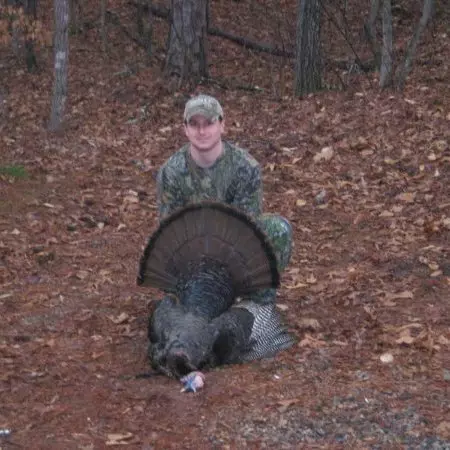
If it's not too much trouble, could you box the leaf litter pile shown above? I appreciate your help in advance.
[0,0,449,448]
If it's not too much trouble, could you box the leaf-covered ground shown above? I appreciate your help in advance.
[0,0,449,448]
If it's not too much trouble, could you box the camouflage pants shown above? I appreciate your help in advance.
[244,213,293,305]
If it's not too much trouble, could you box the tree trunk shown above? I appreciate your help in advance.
[137,0,154,61]
[49,0,70,132]
[69,0,82,34]
[294,0,322,97]
[164,0,208,87]
[7,0,39,71]
[24,39,38,72]
[25,0,39,72]
[379,0,393,88]
[364,0,381,67]
[101,0,107,53]
[395,0,434,90]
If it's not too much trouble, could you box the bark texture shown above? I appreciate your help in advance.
[294,0,322,96]
[49,0,69,131]
[164,0,208,86]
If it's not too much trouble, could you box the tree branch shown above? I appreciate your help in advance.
[319,0,374,75]
[125,1,376,73]
[128,1,294,58]
[208,26,294,57]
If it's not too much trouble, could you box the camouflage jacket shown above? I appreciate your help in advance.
[156,141,262,221]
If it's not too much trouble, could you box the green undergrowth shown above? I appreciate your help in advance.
[0,165,28,179]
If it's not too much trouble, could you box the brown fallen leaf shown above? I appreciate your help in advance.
[436,421,450,439]
[396,323,423,332]
[437,335,450,345]
[430,270,443,277]
[123,195,139,204]
[76,270,90,280]
[396,192,416,203]
[108,312,130,324]
[285,281,307,290]
[276,304,289,311]
[297,318,321,331]
[276,398,302,413]
[106,432,135,446]
[118,324,137,337]
[396,331,416,345]
[433,140,448,152]
[332,340,349,346]
[380,352,394,363]
[385,290,414,301]
[395,324,427,345]
[91,351,105,360]
[308,282,327,293]
[298,333,326,348]
[313,146,334,163]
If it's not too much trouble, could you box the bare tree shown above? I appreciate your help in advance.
[365,0,435,90]
[5,0,39,71]
[69,0,83,34]
[49,0,69,132]
[164,0,208,88]
[101,0,107,53]
[294,0,322,96]
[23,0,38,71]
[364,0,381,67]
[379,0,393,88]
[395,0,434,90]
[136,0,154,62]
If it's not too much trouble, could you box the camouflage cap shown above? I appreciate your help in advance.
[184,95,224,123]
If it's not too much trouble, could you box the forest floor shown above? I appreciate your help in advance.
[0,0,449,448]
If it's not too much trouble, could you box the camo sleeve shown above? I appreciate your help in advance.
[156,165,185,221]
[231,164,263,218]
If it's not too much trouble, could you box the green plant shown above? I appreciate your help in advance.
[0,164,28,179]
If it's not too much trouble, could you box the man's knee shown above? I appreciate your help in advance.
[258,214,293,272]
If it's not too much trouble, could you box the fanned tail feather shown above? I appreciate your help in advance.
[137,201,280,297]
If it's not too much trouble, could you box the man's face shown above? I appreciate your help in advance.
[184,114,224,152]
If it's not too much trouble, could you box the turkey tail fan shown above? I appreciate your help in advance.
[137,201,280,295]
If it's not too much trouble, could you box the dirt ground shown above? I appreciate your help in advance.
[1,0,449,448]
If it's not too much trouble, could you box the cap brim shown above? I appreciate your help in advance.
[185,107,221,122]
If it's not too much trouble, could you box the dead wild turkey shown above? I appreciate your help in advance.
[137,201,294,378]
